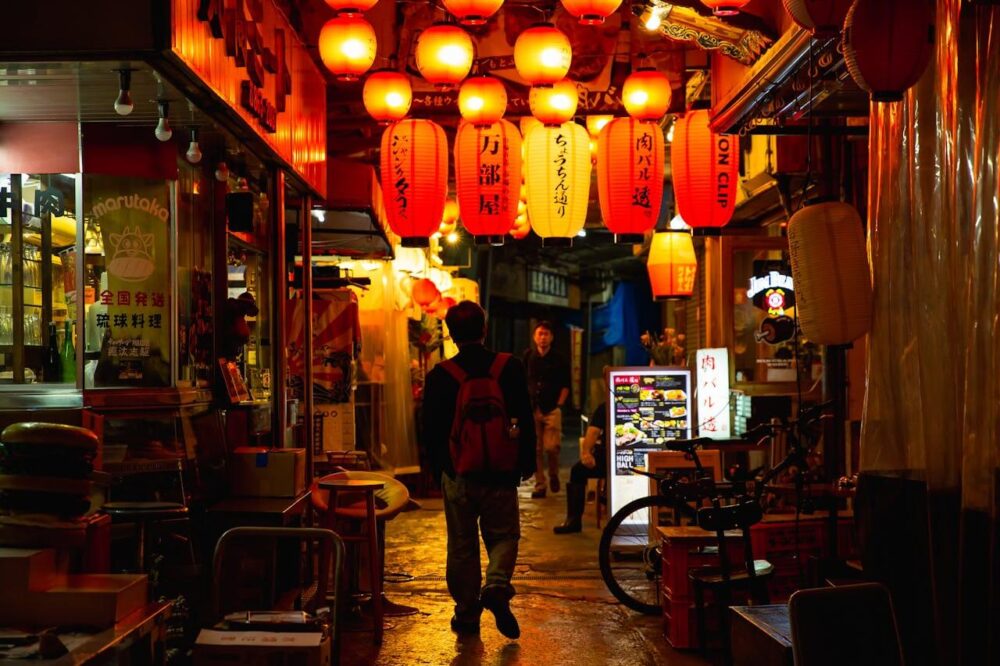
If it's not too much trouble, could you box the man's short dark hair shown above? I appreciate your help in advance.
[446,301,487,344]
[534,320,555,335]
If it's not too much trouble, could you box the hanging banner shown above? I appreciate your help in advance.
[696,348,731,439]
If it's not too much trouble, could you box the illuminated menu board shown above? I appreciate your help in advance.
[606,367,692,517]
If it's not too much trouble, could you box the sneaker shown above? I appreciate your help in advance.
[549,475,560,493]
[530,489,546,499]
[450,616,480,635]
[481,587,520,640]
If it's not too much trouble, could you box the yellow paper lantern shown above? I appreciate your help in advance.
[647,230,697,300]
[415,23,474,89]
[622,68,672,121]
[597,118,664,243]
[514,24,572,86]
[529,79,579,126]
[787,201,872,345]
[458,76,508,126]
[524,122,591,246]
[318,16,377,82]
[363,70,412,123]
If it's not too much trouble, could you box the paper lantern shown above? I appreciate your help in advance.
[585,115,613,138]
[787,202,872,345]
[514,24,572,86]
[319,16,377,81]
[458,77,508,126]
[671,110,739,233]
[434,296,458,318]
[843,0,934,102]
[560,0,622,24]
[415,23,474,89]
[597,118,664,243]
[454,120,523,245]
[442,0,503,25]
[782,0,853,35]
[511,215,531,239]
[529,79,579,126]
[700,0,751,15]
[439,198,460,235]
[647,231,697,300]
[524,122,591,246]
[411,278,440,306]
[324,0,378,16]
[380,119,448,247]
[622,68,672,121]
[363,70,412,123]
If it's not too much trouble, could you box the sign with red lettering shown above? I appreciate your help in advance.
[696,348,731,439]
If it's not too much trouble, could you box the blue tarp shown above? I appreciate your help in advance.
[590,281,660,366]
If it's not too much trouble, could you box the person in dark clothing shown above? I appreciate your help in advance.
[523,321,571,498]
[554,402,608,534]
[422,301,536,640]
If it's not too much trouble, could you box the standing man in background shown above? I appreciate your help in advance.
[523,321,570,499]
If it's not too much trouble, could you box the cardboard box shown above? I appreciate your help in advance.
[229,448,306,498]
[194,629,331,666]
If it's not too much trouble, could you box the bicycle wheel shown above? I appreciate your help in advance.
[598,494,675,615]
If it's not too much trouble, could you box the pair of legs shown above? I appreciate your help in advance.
[533,407,562,495]
[553,458,607,533]
[441,473,520,628]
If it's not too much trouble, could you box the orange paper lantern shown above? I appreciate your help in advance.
[454,120,523,245]
[435,296,458,318]
[514,24,572,86]
[523,122,591,246]
[380,120,449,247]
[529,79,579,126]
[318,16,377,82]
[622,68,672,121]
[843,0,934,102]
[411,278,440,307]
[647,231,697,300]
[323,0,378,16]
[700,0,751,16]
[560,0,622,24]
[442,0,503,25]
[671,110,738,233]
[597,118,664,243]
[458,77,508,126]
[363,70,412,123]
[782,0,853,36]
[415,23,474,89]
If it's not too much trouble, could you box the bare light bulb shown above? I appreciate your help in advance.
[114,70,134,116]
[154,101,172,141]
[185,129,202,163]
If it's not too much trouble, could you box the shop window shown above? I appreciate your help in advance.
[226,244,272,401]
[176,164,213,388]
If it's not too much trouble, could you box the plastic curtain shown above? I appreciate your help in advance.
[862,1,1000,663]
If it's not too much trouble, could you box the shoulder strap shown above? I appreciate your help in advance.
[489,353,511,380]
[440,360,467,384]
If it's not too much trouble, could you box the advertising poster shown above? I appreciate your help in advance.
[696,348,731,439]
[607,367,692,518]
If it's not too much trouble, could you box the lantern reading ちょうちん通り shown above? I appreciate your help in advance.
[529,79,579,126]
[647,230,697,300]
[787,201,872,345]
[523,122,591,246]
[454,120,522,245]
[597,118,664,243]
[458,77,508,126]
[318,15,377,81]
[411,278,440,307]
[380,119,449,247]
[415,23,475,89]
[622,68,672,121]
[560,0,622,25]
[323,0,378,16]
[442,0,504,25]
[782,0,853,36]
[671,109,738,234]
[514,24,573,87]
[363,70,412,123]
[699,0,751,16]
[842,0,935,102]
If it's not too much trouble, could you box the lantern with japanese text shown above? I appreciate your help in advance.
[699,0,751,16]
[363,70,412,123]
[622,68,672,121]
[380,119,448,247]
[319,16,377,81]
[787,202,872,344]
[843,0,934,102]
[454,120,523,245]
[782,0,853,36]
[324,0,378,16]
[442,0,503,25]
[458,77,508,126]
[597,118,664,243]
[529,79,579,126]
[415,23,475,89]
[514,24,572,86]
[411,278,440,307]
[560,0,622,24]
[524,122,591,246]
[671,110,738,234]
[647,231,697,300]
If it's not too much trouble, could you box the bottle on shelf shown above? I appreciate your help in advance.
[44,322,61,382]
[61,319,75,384]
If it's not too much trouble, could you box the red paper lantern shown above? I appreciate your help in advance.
[411,278,440,307]
[514,24,572,86]
[647,231,697,300]
[324,0,378,16]
[843,0,935,102]
[528,79,579,126]
[363,70,412,123]
[318,16,377,82]
[380,119,448,247]
[560,0,622,25]
[622,67,672,121]
[435,296,458,318]
[442,0,503,25]
[671,110,739,233]
[415,23,475,89]
[458,77,508,126]
[700,0,751,16]
[454,120,523,245]
[597,118,664,243]
[782,0,853,36]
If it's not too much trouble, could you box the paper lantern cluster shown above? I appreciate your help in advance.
[380,119,448,247]
[782,0,854,35]
[523,122,591,246]
[454,120,523,245]
[647,231,697,300]
[597,118,664,243]
[787,202,872,344]
[671,110,739,233]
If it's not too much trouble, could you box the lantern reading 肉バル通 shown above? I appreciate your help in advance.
[458,76,508,126]
[415,23,475,89]
[647,230,697,300]
[671,109,739,234]
[380,119,448,247]
[529,79,579,126]
[454,120,523,245]
[597,118,664,243]
[362,70,412,123]
[523,122,591,246]
[319,16,377,82]
[514,24,572,86]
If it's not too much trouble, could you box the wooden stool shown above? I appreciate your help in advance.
[318,478,384,644]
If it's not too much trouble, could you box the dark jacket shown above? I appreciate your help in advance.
[423,343,537,486]
[522,347,571,414]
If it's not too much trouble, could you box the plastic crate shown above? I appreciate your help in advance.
[660,528,743,603]
[750,518,824,556]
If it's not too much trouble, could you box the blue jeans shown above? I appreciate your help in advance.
[441,473,520,623]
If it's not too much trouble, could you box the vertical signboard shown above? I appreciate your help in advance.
[696,348,731,439]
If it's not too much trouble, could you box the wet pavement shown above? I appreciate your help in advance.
[339,466,709,666]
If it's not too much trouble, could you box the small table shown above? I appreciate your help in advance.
[318,478,384,645]
[730,604,793,666]
[208,492,313,527]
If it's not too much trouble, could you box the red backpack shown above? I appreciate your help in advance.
[440,353,518,474]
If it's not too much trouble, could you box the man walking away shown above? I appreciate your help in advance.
[423,301,536,640]
[523,321,570,499]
